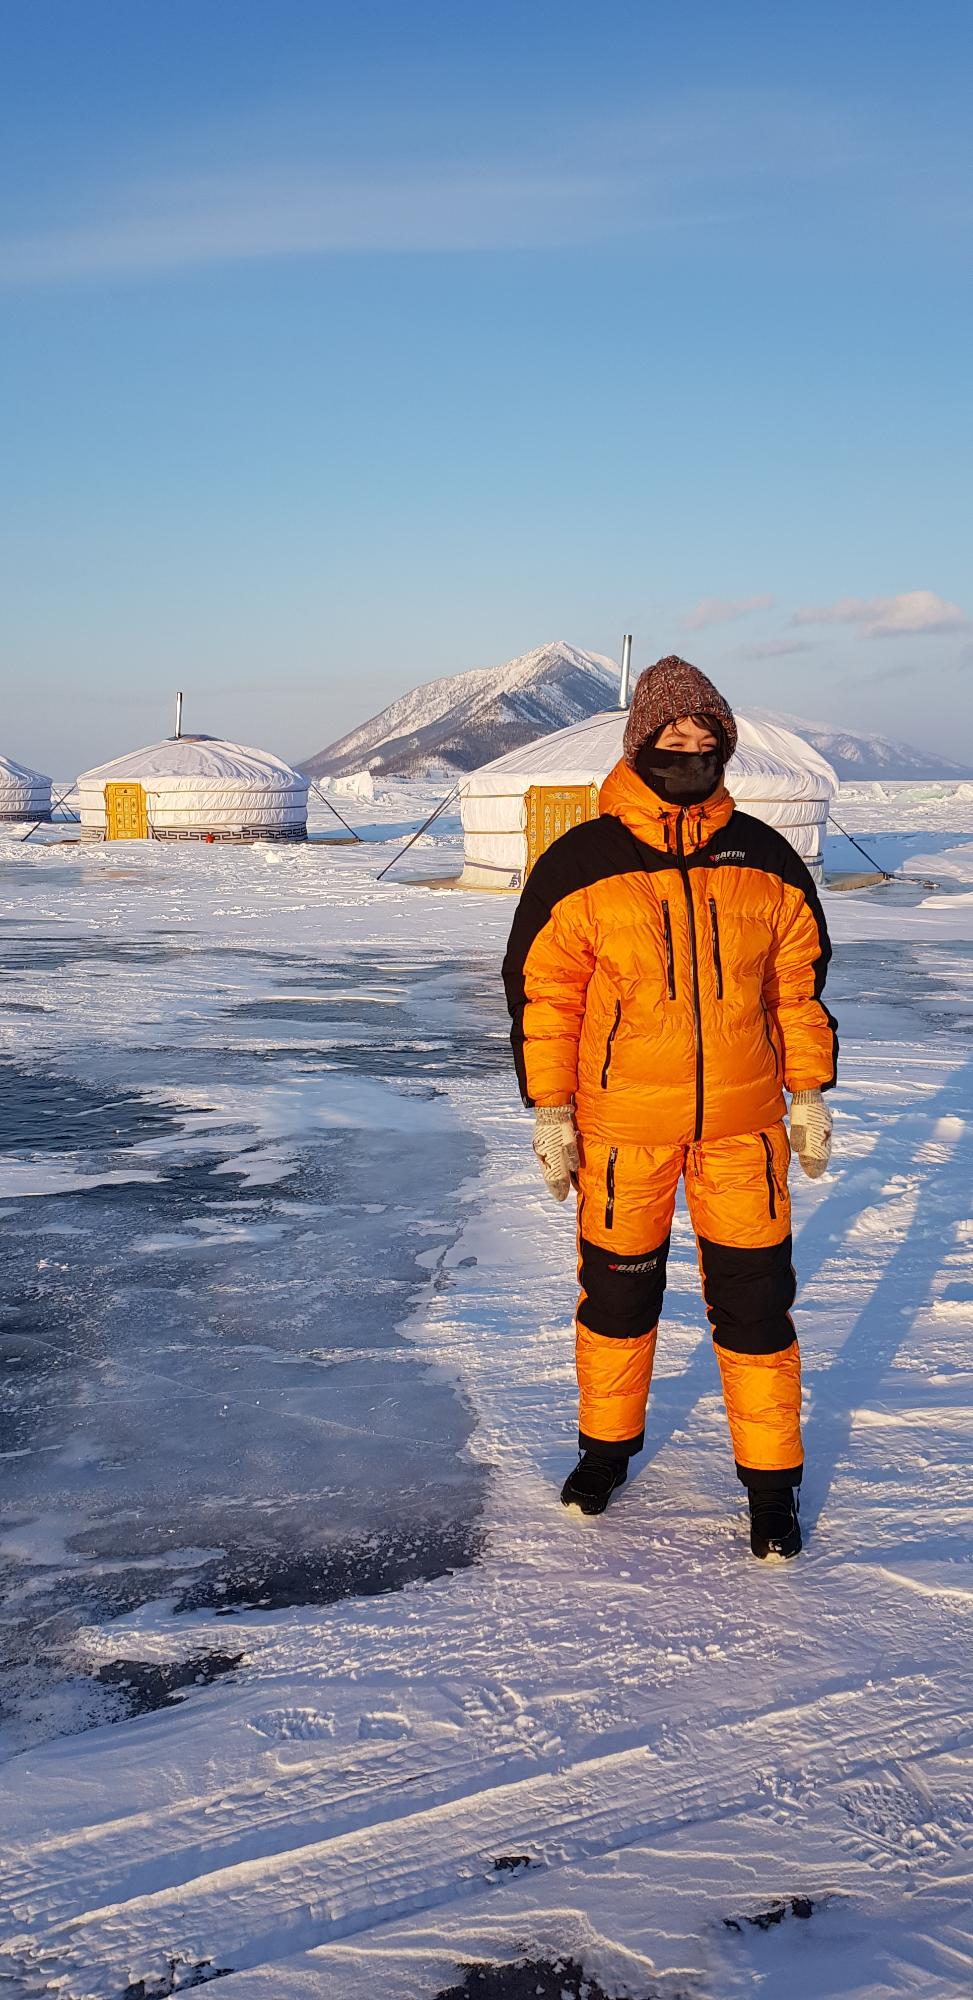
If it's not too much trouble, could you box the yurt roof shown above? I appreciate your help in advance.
[79,736,306,791]
[465,710,837,800]
[0,752,52,785]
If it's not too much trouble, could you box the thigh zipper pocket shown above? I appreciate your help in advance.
[605,1146,617,1229]
[759,1131,777,1219]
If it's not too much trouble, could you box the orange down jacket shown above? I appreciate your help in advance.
[503,759,837,1145]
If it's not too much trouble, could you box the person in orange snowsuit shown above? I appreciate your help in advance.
[502,657,837,1557]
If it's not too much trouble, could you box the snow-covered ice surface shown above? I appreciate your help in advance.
[1,783,971,2000]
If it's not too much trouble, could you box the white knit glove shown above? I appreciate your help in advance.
[790,1089,833,1180]
[532,1104,580,1202]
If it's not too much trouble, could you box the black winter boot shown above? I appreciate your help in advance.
[748,1485,801,1559]
[560,1452,628,1515]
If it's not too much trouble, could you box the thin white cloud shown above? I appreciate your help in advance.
[791,589,969,639]
[6,77,964,294]
[0,85,876,289]
[683,594,774,631]
[0,166,642,286]
[732,638,816,659]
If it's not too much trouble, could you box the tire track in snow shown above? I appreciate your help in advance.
[6,1663,953,1927]
[0,1660,932,1925]
[4,1671,969,1998]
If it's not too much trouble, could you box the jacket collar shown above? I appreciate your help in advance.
[598,757,735,855]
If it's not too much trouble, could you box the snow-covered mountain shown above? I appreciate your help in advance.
[302,641,619,780]
[748,708,973,781]
[302,642,971,782]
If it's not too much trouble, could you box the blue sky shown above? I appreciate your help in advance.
[2,0,971,772]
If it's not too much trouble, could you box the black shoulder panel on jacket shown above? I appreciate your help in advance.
[691,808,807,882]
[501,815,648,1106]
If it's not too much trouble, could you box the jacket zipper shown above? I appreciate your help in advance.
[605,1146,617,1229]
[600,999,622,1087]
[762,1002,779,1076]
[661,900,676,998]
[676,813,704,1143]
[759,1131,777,1219]
[708,897,724,1001]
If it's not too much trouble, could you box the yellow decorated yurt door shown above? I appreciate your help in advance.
[525,783,599,876]
[105,782,148,840]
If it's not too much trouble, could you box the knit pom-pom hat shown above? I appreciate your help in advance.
[622,655,738,768]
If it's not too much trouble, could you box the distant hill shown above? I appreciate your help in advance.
[301,643,971,783]
[301,641,619,780]
[747,708,973,782]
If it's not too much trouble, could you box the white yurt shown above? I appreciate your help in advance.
[0,754,53,822]
[460,710,837,889]
[78,735,308,842]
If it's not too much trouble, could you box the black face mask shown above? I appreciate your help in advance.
[634,743,725,806]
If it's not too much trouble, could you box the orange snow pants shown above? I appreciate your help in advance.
[575,1122,803,1488]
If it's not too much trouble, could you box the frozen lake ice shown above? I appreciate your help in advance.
[0,930,512,1747]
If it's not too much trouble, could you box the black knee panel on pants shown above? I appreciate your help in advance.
[577,1235,669,1339]
[698,1234,797,1354]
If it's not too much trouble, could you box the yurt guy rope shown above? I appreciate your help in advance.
[306,778,362,840]
[825,809,895,881]
[19,785,80,843]
[376,781,467,881]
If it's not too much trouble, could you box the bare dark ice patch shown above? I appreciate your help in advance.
[0,947,505,1753]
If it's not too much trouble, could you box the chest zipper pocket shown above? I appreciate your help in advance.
[661,900,676,999]
[605,1146,617,1230]
[762,1002,780,1076]
[601,1000,622,1087]
[759,1131,778,1220]
[708,898,724,1000]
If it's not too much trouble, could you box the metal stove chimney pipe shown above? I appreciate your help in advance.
[618,634,633,710]
[174,691,183,739]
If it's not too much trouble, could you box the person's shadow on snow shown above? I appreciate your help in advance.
[622,1048,973,1551]
[792,1047,973,1541]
